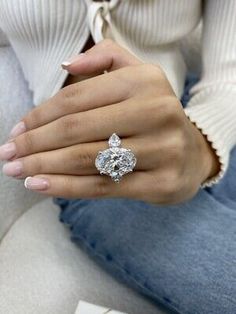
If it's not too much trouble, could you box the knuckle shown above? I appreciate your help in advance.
[61,176,75,196]
[58,114,80,142]
[59,84,79,100]
[93,177,110,197]
[57,94,74,112]
[164,142,184,168]
[149,101,169,122]
[60,115,77,129]
[163,170,184,198]
[163,100,182,122]
[58,85,83,114]
[174,128,189,154]
[140,64,164,82]
[101,38,116,50]
[172,146,184,166]
[18,131,35,155]
[71,149,94,171]
[27,154,43,174]
[150,98,183,128]
[23,108,41,129]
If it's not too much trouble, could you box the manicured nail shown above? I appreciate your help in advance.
[0,142,17,161]
[24,176,49,191]
[61,61,72,67]
[2,160,23,177]
[61,53,85,68]
[9,121,26,138]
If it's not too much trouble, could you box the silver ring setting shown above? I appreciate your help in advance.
[95,133,137,182]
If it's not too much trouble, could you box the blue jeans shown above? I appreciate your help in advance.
[55,75,236,314]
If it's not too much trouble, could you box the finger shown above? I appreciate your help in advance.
[3,137,160,178]
[23,170,196,204]
[20,66,138,132]
[61,39,142,75]
[13,98,163,158]
[23,172,149,200]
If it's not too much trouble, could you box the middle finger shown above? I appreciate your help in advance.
[12,99,159,158]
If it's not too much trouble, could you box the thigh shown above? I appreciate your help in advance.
[0,199,162,314]
[57,190,236,314]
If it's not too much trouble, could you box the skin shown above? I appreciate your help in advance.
[2,40,219,204]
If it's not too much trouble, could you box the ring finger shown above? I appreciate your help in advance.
[11,99,164,159]
[3,136,159,179]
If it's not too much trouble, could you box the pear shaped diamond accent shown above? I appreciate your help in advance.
[108,133,121,147]
[95,134,137,182]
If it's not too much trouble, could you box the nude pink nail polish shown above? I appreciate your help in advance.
[61,53,85,68]
[0,142,17,161]
[9,121,26,138]
[24,176,49,191]
[2,160,23,177]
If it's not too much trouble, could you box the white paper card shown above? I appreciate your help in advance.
[75,300,128,314]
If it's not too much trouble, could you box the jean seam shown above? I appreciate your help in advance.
[72,233,185,314]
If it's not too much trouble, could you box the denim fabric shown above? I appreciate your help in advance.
[55,76,236,314]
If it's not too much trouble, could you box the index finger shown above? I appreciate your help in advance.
[18,66,138,134]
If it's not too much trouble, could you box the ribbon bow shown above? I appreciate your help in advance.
[86,0,120,42]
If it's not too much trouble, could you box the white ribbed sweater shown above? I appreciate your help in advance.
[0,0,236,186]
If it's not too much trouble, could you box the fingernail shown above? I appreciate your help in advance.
[9,121,26,138]
[0,142,17,161]
[24,176,49,191]
[2,160,23,177]
[61,53,85,68]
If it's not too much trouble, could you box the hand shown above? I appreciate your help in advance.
[0,40,219,204]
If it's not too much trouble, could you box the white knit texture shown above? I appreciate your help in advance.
[0,0,201,104]
[185,0,236,186]
[0,0,235,186]
[0,0,90,105]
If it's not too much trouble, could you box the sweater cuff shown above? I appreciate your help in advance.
[184,84,236,187]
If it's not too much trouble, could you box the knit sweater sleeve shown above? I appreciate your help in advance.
[184,0,236,187]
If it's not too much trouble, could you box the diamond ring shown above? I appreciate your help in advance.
[95,133,137,182]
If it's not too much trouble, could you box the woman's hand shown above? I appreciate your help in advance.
[0,40,219,204]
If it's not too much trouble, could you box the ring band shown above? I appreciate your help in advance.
[95,133,137,182]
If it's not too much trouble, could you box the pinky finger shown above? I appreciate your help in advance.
[23,172,149,200]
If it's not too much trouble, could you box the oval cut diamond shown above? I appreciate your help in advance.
[95,147,136,182]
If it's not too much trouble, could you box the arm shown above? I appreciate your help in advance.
[184,0,236,186]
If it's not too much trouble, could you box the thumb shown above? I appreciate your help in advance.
[61,39,142,76]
